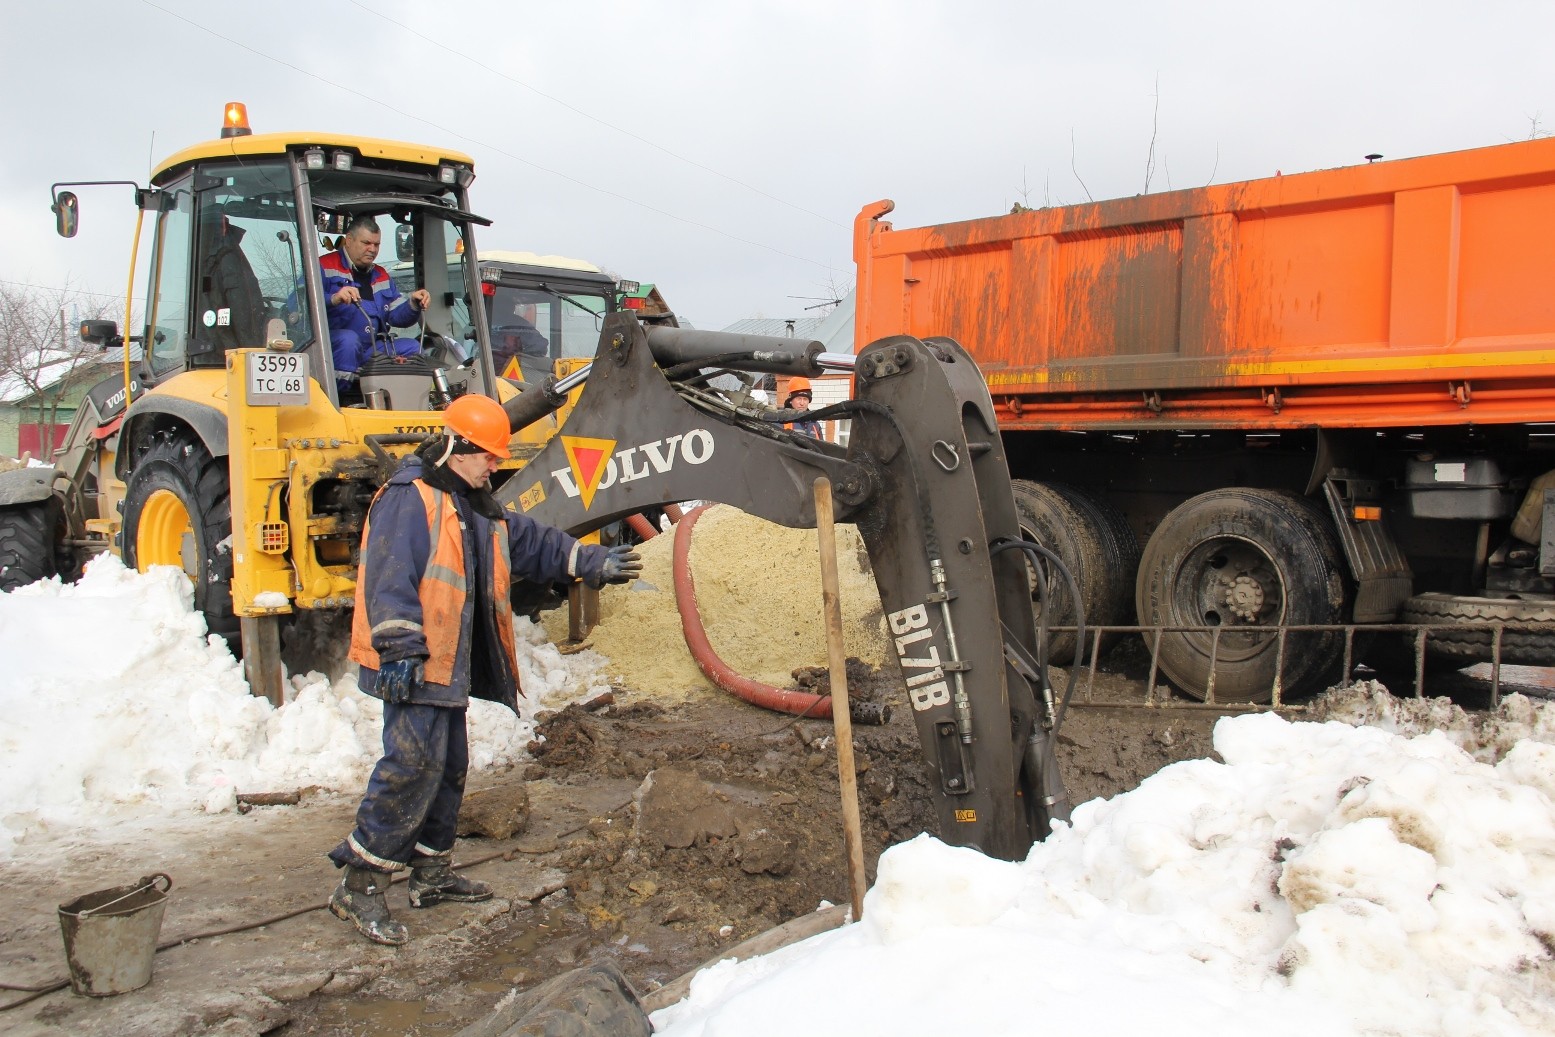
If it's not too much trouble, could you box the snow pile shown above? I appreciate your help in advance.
[654,711,1555,1037]
[0,557,612,854]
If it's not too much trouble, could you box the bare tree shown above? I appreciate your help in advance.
[0,281,123,460]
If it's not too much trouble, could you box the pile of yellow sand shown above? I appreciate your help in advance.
[543,507,888,702]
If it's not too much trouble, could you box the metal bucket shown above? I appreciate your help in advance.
[57,873,173,997]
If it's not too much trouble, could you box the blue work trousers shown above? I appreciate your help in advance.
[332,327,421,378]
[329,702,468,873]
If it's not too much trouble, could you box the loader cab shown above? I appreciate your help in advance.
[461,252,622,385]
[92,132,496,409]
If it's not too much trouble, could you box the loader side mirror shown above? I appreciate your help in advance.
[396,223,413,262]
[53,191,79,238]
[79,319,120,349]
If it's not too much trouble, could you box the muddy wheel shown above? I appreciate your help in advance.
[1400,593,1555,666]
[0,498,64,591]
[122,432,237,644]
[1012,481,1139,665]
[1136,488,1348,702]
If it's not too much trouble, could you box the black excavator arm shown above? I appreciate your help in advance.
[494,312,1070,861]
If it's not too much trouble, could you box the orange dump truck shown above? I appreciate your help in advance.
[854,137,1555,698]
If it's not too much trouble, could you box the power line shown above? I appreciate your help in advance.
[344,0,844,230]
[0,278,127,301]
[137,0,838,273]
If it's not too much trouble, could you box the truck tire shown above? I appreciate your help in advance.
[1400,593,1555,666]
[1136,488,1348,702]
[1011,481,1139,664]
[0,499,63,592]
[121,432,238,644]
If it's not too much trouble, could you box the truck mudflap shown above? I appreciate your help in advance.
[497,315,1067,861]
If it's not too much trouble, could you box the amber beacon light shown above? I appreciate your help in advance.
[221,102,252,138]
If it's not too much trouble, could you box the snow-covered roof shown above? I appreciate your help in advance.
[0,347,141,404]
[0,349,78,404]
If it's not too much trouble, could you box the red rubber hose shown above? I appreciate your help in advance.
[672,504,832,719]
[664,503,685,523]
[626,513,659,541]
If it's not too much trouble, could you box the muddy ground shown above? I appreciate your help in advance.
[4,646,1538,1037]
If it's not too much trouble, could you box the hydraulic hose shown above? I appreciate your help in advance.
[671,505,888,725]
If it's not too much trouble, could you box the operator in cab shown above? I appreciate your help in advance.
[322,214,431,381]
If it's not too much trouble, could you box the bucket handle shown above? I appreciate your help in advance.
[76,873,174,917]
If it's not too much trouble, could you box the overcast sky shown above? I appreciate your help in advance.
[4,0,1554,332]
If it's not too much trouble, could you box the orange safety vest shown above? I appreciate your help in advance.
[349,480,519,689]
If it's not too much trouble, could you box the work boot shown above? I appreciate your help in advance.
[329,866,409,945]
[408,859,492,909]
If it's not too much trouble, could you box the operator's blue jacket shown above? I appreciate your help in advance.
[352,455,606,712]
[321,249,421,346]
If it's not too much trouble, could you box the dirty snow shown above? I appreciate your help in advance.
[653,705,1555,1037]
[4,558,1555,1035]
[0,556,612,855]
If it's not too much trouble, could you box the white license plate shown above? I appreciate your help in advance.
[245,351,311,406]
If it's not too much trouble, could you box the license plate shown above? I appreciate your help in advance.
[246,351,311,406]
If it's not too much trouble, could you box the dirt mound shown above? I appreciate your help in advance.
[520,680,939,960]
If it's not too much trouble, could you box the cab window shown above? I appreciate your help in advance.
[145,181,193,374]
[190,162,312,366]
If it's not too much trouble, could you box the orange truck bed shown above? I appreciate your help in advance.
[855,137,1555,431]
[852,138,1555,696]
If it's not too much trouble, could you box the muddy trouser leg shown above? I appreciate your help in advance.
[328,704,459,942]
[329,703,455,872]
[408,710,491,907]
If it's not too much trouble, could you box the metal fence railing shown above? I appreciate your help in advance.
[1043,620,1552,712]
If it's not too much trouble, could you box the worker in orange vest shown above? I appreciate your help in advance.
[328,394,641,945]
[783,377,822,439]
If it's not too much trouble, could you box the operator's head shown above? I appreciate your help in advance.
[785,376,813,411]
[340,215,382,271]
[434,394,510,488]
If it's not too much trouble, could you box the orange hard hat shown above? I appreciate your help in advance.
[443,394,511,458]
[785,376,812,400]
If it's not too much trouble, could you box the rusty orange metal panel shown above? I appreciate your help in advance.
[855,137,1555,431]
[1232,200,1393,355]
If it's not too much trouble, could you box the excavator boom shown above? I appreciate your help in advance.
[496,313,1069,860]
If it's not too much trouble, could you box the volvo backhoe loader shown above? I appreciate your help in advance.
[7,106,1072,863]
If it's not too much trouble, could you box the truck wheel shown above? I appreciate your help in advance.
[0,499,63,592]
[1400,593,1555,666]
[121,432,238,644]
[1011,481,1139,665]
[1136,489,1348,702]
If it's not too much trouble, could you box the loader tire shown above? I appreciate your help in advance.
[1136,488,1348,702]
[1400,593,1555,666]
[0,498,63,592]
[1011,481,1139,665]
[121,432,238,645]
